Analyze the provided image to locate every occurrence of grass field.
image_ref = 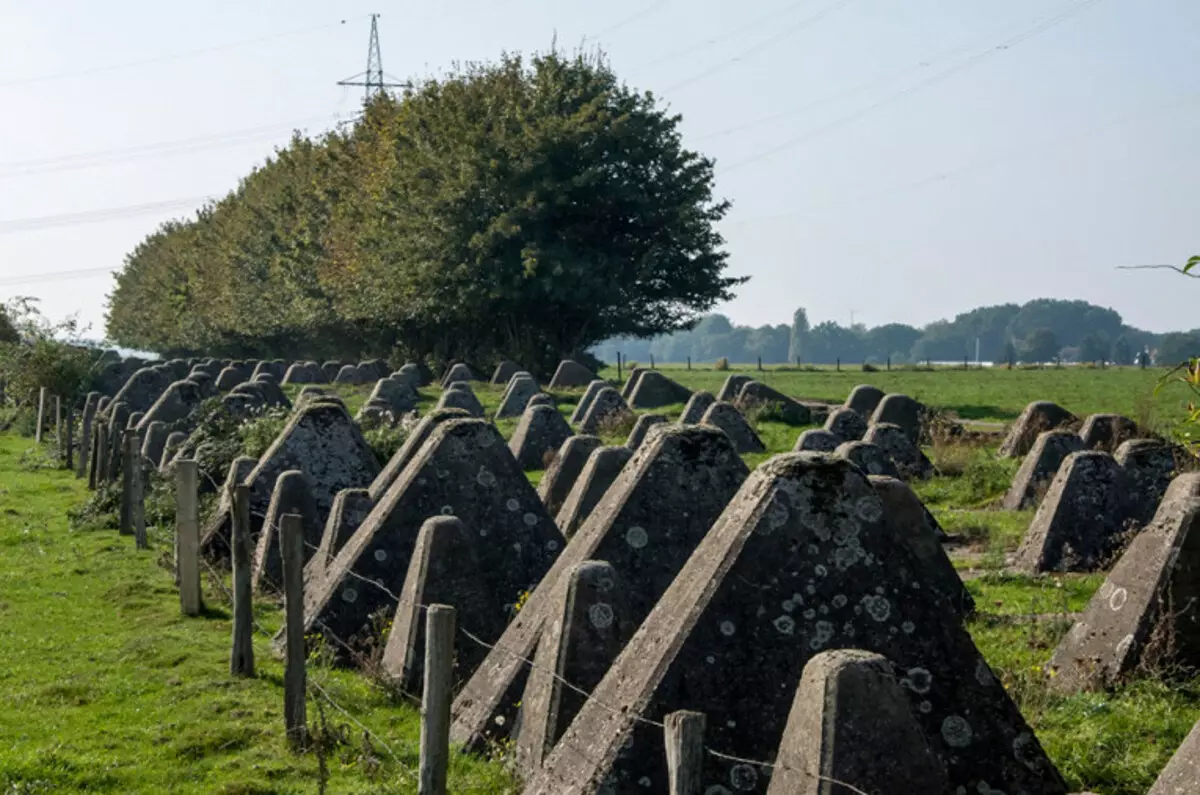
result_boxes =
[6,365,1200,794]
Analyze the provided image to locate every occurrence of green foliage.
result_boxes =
[106,50,740,375]
[362,422,409,464]
[0,298,96,406]
[236,406,291,459]
[1156,332,1200,366]
[1022,328,1060,364]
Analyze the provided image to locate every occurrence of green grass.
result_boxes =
[0,433,515,794]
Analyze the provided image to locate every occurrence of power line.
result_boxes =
[0,267,118,287]
[718,0,1108,174]
[586,0,672,42]
[0,195,215,235]
[631,0,816,71]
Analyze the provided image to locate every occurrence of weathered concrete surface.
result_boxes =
[870,475,974,617]
[368,408,471,501]
[334,364,374,385]
[1164,472,1200,503]
[435,386,485,417]
[578,387,633,435]
[251,360,285,381]
[108,367,174,417]
[491,360,521,385]
[363,376,419,416]
[550,359,597,389]
[199,456,257,558]
[844,383,885,417]
[554,446,635,539]
[496,374,539,419]
[199,402,380,560]
[794,429,840,452]
[716,374,753,403]
[187,372,215,398]
[306,487,375,586]
[627,371,691,409]
[321,361,343,382]
[736,381,811,425]
[1049,495,1200,692]
[869,393,924,444]
[391,363,422,390]
[252,470,321,592]
[620,368,647,400]
[679,390,716,424]
[140,421,169,468]
[1079,413,1140,453]
[381,516,499,693]
[863,422,933,480]
[515,561,630,778]
[624,414,668,451]
[215,366,245,391]
[136,380,205,434]
[441,362,476,386]
[538,435,603,518]
[526,453,1066,795]
[299,419,563,654]
[1115,438,1177,524]
[998,401,1078,458]
[1002,431,1086,511]
[765,649,949,795]
[835,440,901,479]
[1014,451,1133,573]
[824,406,868,442]
[510,404,574,470]
[160,431,187,470]
[701,401,766,454]
[1149,717,1200,795]
[282,362,321,385]
[570,381,609,425]
[230,379,290,411]
[527,393,554,410]
[450,425,749,752]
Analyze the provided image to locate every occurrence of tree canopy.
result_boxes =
[106,50,742,374]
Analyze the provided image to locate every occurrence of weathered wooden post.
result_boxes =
[836,357,841,372]
[687,356,691,371]
[54,396,63,457]
[35,387,46,443]
[887,355,891,371]
[130,429,147,549]
[176,460,202,617]
[230,484,255,677]
[77,397,94,479]
[665,710,706,795]
[119,429,135,536]
[617,351,622,383]
[92,424,108,488]
[756,356,762,371]
[280,514,308,750]
[650,353,655,370]
[64,404,74,471]
[420,604,456,795]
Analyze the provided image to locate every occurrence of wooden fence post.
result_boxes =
[616,352,622,383]
[687,356,691,371]
[665,710,706,795]
[64,405,74,471]
[836,357,841,372]
[887,356,891,371]
[35,387,46,444]
[650,354,655,370]
[756,356,762,371]
[420,604,456,795]
[130,429,147,549]
[119,429,135,536]
[176,460,202,617]
[54,396,63,456]
[280,514,308,750]
[77,400,93,479]
[93,424,108,488]
[230,484,256,677]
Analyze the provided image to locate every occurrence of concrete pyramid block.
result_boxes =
[441,361,476,386]
[199,456,257,558]
[716,374,752,403]
[1164,473,1200,503]
[450,425,749,751]
[570,380,609,425]
[1014,451,1132,573]
[1079,413,1139,453]
[550,359,597,389]
[794,429,840,453]
[299,418,563,649]
[1115,438,1177,524]
[701,401,766,454]
[998,401,1078,458]
[863,422,933,480]
[392,363,422,389]
[869,393,924,444]
[435,387,484,417]
[1001,430,1085,511]
[527,393,554,410]
[515,561,631,777]
[491,360,521,384]
[679,390,715,424]
[334,364,374,385]
[307,487,374,585]
[252,470,321,592]
[1049,494,1200,692]
[620,368,647,400]
[215,366,244,391]
[369,408,471,501]
[538,435,603,518]
[282,362,319,385]
[251,360,284,381]
[555,446,634,539]
[381,516,499,692]
[844,383,885,417]
[137,380,205,433]
[320,361,342,382]
[526,453,1066,795]
[578,388,633,435]
[364,377,419,415]
[835,440,901,479]
[160,431,187,470]
[1149,716,1200,795]
[110,367,174,416]
[766,649,949,795]
[497,374,539,419]
[737,380,811,425]
[627,371,692,409]
[625,414,668,451]
[824,406,868,442]
[511,404,574,470]
[140,421,168,469]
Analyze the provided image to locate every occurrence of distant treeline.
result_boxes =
[593,299,1200,366]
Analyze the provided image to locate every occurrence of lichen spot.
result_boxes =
[975,659,996,686]
[832,594,847,609]
[861,594,891,622]
[1109,586,1128,612]
[941,715,973,748]
[373,549,387,562]
[856,495,884,522]
[1013,732,1040,770]
[476,468,497,488]
[638,777,652,788]
[436,467,450,479]
[814,564,828,578]
[589,602,615,629]
[902,620,915,634]
[547,539,559,551]
[706,655,716,664]
[729,764,759,791]
[919,700,932,713]
[809,620,834,649]
[704,787,733,795]
[506,498,521,512]
[341,588,358,603]
[597,575,615,592]
[439,505,453,516]
[774,615,795,635]
[719,620,736,637]
[904,667,932,694]
[523,512,539,527]
[626,526,649,549]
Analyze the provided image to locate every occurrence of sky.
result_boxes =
[1,0,1198,340]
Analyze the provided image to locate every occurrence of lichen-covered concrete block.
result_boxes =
[491,360,521,385]
[252,470,321,592]
[627,371,691,409]
[869,393,924,444]
[619,368,647,400]
[701,401,765,454]
[527,393,554,410]
[679,390,716,424]
[526,453,1066,795]
[511,405,574,470]
[1014,451,1132,573]
[844,383,885,417]
[570,381,609,425]
[160,431,187,470]
[365,377,419,415]
[137,379,204,435]
[835,440,901,479]
[140,421,168,469]
[450,425,748,752]
[496,375,540,419]
[381,516,499,693]
[251,360,285,381]
[1116,438,1177,524]
[215,366,244,391]
[766,649,949,795]
[824,406,868,442]
[555,446,634,539]
[199,456,257,559]
[515,561,630,777]
[108,367,174,417]
[539,435,603,518]
[737,381,811,425]
[435,387,484,417]
[1149,716,1200,795]
[579,387,633,435]
[863,422,933,480]
[306,488,374,585]
[1079,413,1139,453]
[624,414,668,451]
[998,401,1078,458]
[334,364,374,385]
[794,429,840,453]
[716,374,752,403]
[368,408,471,501]
[1002,431,1085,511]
[550,359,596,389]
[441,362,476,386]
[300,419,563,654]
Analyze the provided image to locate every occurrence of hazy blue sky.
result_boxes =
[2,0,1197,339]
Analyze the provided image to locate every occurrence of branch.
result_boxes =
[1116,264,1200,278]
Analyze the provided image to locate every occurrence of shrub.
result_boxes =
[714,357,729,371]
